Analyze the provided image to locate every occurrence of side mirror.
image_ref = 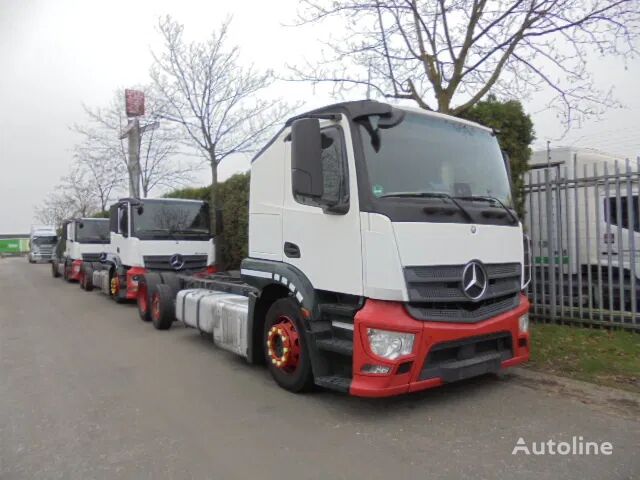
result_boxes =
[215,208,223,237]
[291,118,323,198]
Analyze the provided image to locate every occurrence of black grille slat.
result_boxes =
[408,277,521,303]
[82,253,102,262]
[404,262,522,323]
[143,255,207,271]
[406,295,520,323]
[420,332,513,381]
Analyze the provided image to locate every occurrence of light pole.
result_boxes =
[120,90,158,199]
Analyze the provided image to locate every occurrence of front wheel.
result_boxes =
[150,283,175,330]
[263,298,314,393]
[137,273,161,322]
[110,272,126,303]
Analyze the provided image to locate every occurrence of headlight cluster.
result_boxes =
[519,314,529,334]
[367,328,415,360]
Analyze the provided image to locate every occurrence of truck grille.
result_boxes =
[143,255,207,271]
[82,253,103,262]
[404,263,521,323]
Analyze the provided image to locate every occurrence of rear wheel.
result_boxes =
[82,265,94,291]
[263,298,314,393]
[51,260,60,278]
[63,261,72,282]
[137,273,161,322]
[150,283,175,330]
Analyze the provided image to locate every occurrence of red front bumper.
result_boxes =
[124,267,148,300]
[350,295,530,397]
[69,260,83,281]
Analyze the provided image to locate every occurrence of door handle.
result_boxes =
[284,242,300,258]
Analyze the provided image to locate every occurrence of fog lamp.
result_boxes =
[361,364,391,375]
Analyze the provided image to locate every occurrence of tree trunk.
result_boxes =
[209,155,218,234]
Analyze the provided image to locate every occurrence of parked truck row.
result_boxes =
[48,100,532,397]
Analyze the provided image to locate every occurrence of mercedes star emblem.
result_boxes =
[461,261,488,301]
[169,254,185,270]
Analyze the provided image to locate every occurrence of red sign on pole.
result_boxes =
[125,89,145,117]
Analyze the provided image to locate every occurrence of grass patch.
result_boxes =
[527,323,640,393]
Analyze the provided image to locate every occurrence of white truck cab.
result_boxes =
[51,218,112,282]
[92,197,216,303]
[142,100,531,397]
[28,225,57,263]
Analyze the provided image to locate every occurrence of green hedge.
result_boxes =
[164,172,250,270]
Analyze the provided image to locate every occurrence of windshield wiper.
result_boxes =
[136,228,177,240]
[454,195,518,224]
[170,229,211,237]
[379,192,474,222]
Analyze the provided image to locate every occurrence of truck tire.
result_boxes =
[159,272,181,296]
[110,271,127,304]
[81,265,94,292]
[263,297,314,393]
[63,261,72,282]
[150,283,175,330]
[137,273,161,322]
[51,260,60,278]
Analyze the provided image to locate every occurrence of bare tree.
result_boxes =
[34,194,77,228]
[74,146,124,213]
[293,0,639,126]
[74,87,196,199]
[35,167,100,227]
[58,167,100,217]
[150,16,297,228]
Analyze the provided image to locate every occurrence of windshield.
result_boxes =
[76,220,110,244]
[132,200,210,240]
[32,235,57,246]
[359,112,512,206]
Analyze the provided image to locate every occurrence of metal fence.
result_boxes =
[523,157,640,332]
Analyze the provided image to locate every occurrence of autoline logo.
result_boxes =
[512,437,613,456]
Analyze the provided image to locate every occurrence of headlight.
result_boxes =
[519,314,529,334]
[367,328,415,360]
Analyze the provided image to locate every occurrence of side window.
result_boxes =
[109,205,118,233]
[118,206,129,237]
[294,126,349,208]
[605,196,640,232]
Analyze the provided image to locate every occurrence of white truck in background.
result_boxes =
[135,100,532,397]
[28,225,57,263]
[90,197,217,304]
[524,146,639,309]
[51,218,113,284]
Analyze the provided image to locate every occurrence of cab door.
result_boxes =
[281,120,363,296]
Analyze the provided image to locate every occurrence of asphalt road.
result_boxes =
[0,257,638,480]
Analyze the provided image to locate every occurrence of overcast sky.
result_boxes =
[0,0,638,233]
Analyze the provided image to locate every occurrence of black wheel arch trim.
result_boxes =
[240,258,317,313]
[240,258,331,375]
